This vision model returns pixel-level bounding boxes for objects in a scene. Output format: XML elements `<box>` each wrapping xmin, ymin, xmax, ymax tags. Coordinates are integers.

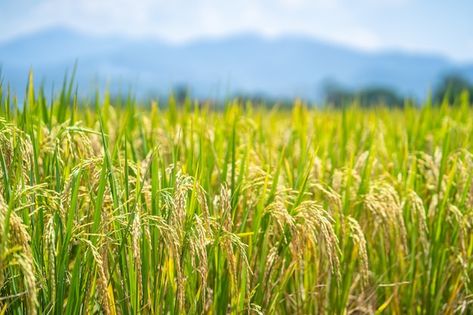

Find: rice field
<box><xmin>1</xmin><ymin>75</ymin><xmax>473</xmax><ymax>314</ymax></box>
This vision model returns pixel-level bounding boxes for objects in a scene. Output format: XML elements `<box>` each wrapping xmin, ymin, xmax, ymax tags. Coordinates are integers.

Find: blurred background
<box><xmin>0</xmin><ymin>0</ymin><xmax>472</xmax><ymax>106</ymax></box>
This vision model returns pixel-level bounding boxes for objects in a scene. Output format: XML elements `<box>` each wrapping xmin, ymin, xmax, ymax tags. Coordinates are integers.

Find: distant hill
<box><xmin>1</xmin><ymin>27</ymin><xmax>472</xmax><ymax>101</ymax></box>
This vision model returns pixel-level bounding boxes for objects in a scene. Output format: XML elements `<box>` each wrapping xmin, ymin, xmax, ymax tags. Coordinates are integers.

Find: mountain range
<box><xmin>1</xmin><ymin>27</ymin><xmax>472</xmax><ymax>101</ymax></box>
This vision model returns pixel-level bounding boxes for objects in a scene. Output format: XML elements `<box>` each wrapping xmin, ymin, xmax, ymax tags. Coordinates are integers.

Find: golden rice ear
<box><xmin>354</xmin><ymin>151</ymin><xmax>370</xmax><ymax>173</ymax></box>
<box><xmin>364</xmin><ymin>183</ymin><xmax>408</xmax><ymax>253</ymax></box>
<box><xmin>332</xmin><ymin>169</ymin><xmax>344</xmax><ymax>193</ymax></box>
<box><xmin>294</xmin><ymin>201</ymin><xmax>341</xmax><ymax>279</ymax></box>
<box><xmin>406</xmin><ymin>190</ymin><xmax>429</xmax><ymax>250</ymax></box>
<box><xmin>0</xmin><ymin>118</ymin><xmax>33</xmax><ymax>185</ymax></box>
<box><xmin>313</xmin><ymin>182</ymin><xmax>342</xmax><ymax>213</ymax></box>
<box><xmin>213</xmin><ymin>184</ymin><xmax>251</xmax><ymax>293</ymax></box>
<box><xmin>44</xmin><ymin>216</ymin><xmax>56</xmax><ymax>301</ymax></box>
<box><xmin>40</xmin><ymin>121</ymin><xmax>94</xmax><ymax>164</ymax></box>
<box><xmin>17</xmin><ymin>253</ymin><xmax>38</xmax><ymax>315</ymax></box>
<box><xmin>131</xmin><ymin>212</ymin><xmax>143</xmax><ymax>303</ymax></box>
<box><xmin>81</xmin><ymin>238</ymin><xmax>112</xmax><ymax>315</ymax></box>
<box><xmin>97</xmin><ymin>248</ymin><xmax>112</xmax><ymax>315</ymax></box>
<box><xmin>0</xmin><ymin>195</ymin><xmax>37</xmax><ymax>315</ymax></box>
<box><xmin>190</xmin><ymin>215</ymin><xmax>210</xmax><ymax>285</ymax></box>
<box><xmin>157</xmin><ymin>170</ymin><xmax>217</xmax><ymax>310</ymax></box>
<box><xmin>265</xmin><ymin>200</ymin><xmax>296</xmax><ymax>239</ymax></box>
<box><xmin>347</xmin><ymin>216</ymin><xmax>369</xmax><ymax>286</ymax></box>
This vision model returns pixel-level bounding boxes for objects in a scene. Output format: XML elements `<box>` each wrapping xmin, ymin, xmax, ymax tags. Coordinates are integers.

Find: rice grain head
<box><xmin>347</xmin><ymin>216</ymin><xmax>369</xmax><ymax>286</ymax></box>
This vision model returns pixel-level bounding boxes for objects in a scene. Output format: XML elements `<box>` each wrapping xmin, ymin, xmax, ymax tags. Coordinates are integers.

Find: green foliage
<box><xmin>324</xmin><ymin>84</ymin><xmax>405</xmax><ymax>108</ymax></box>
<box><xmin>0</xmin><ymin>73</ymin><xmax>472</xmax><ymax>314</ymax></box>
<box><xmin>434</xmin><ymin>74</ymin><xmax>473</xmax><ymax>105</ymax></box>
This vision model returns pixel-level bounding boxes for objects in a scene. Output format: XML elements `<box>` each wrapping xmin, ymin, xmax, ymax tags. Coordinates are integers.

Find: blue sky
<box><xmin>1</xmin><ymin>0</ymin><xmax>472</xmax><ymax>61</ymax></box>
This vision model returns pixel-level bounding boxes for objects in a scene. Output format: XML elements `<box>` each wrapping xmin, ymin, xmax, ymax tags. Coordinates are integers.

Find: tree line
<box><xmin>325</xmin><ymin>74</ymin><xmax>473</xmax><ymax>108</ymax></box>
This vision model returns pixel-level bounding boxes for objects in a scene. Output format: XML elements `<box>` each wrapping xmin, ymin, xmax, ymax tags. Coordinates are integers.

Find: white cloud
<box><xmin>0</xmin><ymin>0</ymin><xmax>387</xmax><ymax>48</ymax></box>
<box><xmin>278</xmin><ymin>0</ymin><xmax>339</xmax><ymax>10</ymax></box>
<box><xmin>32</xmin><ymin>0</ymin><xmax>160</xmax><ymax>36</ymax></box>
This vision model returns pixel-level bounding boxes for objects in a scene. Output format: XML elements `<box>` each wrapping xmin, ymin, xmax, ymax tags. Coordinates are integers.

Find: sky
<box><xmin>0</xmin><ymin>0</ymin><xmax>472</xmax><ymax>62</ymax></box>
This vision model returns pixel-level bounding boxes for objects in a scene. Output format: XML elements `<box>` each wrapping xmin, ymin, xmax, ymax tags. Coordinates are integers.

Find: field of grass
<box><xmin>1</xmin><ymin>75</ymin><xmax>473</xmax><ymax>314</ymax></box>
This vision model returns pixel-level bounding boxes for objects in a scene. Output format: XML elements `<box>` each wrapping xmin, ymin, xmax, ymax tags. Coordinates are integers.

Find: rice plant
<box><xmin>0</xmin><ymin>74</ymin><xmax>472</xmax><ymax>314</ymax></box>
